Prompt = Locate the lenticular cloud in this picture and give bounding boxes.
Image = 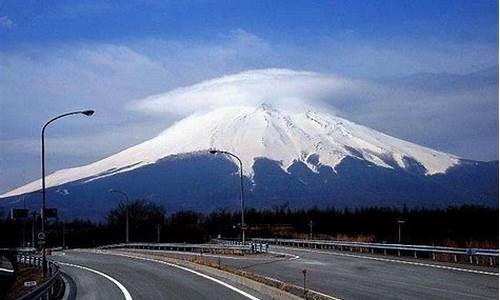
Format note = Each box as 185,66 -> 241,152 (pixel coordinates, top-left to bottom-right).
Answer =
128,68 -> 357,116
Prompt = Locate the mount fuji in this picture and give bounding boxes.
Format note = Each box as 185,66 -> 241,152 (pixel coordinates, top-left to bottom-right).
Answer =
1,104 -> 497,219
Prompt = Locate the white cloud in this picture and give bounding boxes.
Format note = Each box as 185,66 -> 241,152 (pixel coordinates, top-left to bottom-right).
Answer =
0,30 -> 497,192
128,68 -> 360,116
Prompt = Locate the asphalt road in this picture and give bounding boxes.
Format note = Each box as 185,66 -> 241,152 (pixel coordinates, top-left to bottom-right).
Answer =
51,250 -> 274,300
142,246 -> 499,300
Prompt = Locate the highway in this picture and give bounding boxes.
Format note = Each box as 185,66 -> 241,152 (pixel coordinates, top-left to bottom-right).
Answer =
51,250 -> 275,300
126,245 -> 499,300
264,246 -> 498,299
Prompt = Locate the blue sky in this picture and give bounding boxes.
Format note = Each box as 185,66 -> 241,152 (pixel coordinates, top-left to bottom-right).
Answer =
0,0 -> 498,193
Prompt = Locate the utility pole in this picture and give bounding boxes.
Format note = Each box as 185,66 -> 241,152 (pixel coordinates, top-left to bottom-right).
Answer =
109,189 -> 130,243
62,222 -> 66,249
309,220 -> 313,240
126,209 -> 130,243
31,211 -> 37,248
22,196 -> 26,247
156,224 -> 161,243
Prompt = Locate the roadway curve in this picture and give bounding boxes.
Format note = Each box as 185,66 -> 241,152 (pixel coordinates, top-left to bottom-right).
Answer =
266,246 -> 498,299
131,245 -> 499,300
51,250 -> 273,300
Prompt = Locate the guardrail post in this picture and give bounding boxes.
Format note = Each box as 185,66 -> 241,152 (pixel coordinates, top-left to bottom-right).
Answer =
414,251 -> 417,259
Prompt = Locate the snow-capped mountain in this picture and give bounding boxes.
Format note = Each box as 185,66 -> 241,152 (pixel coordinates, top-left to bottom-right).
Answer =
1,104 -> 497,218
2,104 -> 458,197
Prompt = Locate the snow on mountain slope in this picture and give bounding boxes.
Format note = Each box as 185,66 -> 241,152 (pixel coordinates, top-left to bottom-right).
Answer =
1,104 -> 459,198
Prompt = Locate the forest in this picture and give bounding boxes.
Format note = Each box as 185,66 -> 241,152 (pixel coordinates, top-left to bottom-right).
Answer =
0,201 -> 497,249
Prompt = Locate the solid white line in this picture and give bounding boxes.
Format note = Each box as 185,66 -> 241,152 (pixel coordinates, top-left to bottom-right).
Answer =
105,252 -> 261,300
58,262 -> 133,300
61,273 -> 71,300
125,249 -> 273,260
310,289 -> 342,300
276,246 -> 499,276
0,267 -> 14,273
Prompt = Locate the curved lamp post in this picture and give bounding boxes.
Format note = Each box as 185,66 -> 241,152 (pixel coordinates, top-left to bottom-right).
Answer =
41,109 -> 94,276
209,149 -> 246,244
108,189 -> 130,244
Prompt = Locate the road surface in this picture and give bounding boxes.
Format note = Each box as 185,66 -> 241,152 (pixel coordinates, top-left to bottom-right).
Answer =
130,245 -> 499,300
51,250 -> 275,300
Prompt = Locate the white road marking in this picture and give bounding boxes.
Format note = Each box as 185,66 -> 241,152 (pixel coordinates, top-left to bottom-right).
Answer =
58,262 -> 133,300
0,267 -> 14,273
310,289 -> 342,300
276,246 -> 499,276
106,252 -> 262,300
60,273 -> 71,300
106,250 -> 344,300
268,251 -> 300,260
124,249 -> 276,260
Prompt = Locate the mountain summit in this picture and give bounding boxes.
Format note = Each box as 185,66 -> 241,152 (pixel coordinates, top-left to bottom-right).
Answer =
1,104 -> 497,218
3,104 -> 458,197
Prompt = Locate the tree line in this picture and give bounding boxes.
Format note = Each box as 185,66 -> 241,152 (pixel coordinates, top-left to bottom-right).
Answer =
0,201 -> 497,248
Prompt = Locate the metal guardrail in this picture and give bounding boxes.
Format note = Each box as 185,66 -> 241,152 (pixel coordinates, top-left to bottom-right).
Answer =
252,238 -> 499,266
99,242 -> 268,255
211,239 -> 269,253
16,254 -> 63,300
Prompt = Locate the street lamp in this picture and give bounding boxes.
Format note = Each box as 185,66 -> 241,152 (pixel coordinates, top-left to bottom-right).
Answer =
41,109 -> 94,276
209,149 -> 246,244
108,189 -> 130,244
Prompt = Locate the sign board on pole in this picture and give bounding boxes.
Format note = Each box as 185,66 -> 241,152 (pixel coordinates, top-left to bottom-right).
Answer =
11,208 -> 29,219
37,232 -> 46,240
44,208 -> 58,219
24,281 -> 37,287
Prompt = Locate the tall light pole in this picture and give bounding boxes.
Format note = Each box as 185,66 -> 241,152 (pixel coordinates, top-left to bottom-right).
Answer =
41,109 -> 94,276
109,189 -> 130,243
209,149 -> 246,244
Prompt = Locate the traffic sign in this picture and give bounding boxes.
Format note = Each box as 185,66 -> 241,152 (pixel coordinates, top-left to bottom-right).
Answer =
24,281 -> 37,287
38,232 -> 46,240
11,208 -> 29,219
44,208 -> 58,219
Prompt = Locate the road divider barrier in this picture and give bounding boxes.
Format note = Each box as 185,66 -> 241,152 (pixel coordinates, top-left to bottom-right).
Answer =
251,238 -> 498,266
98,242 -> 268,255
16,253 -> 64,300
